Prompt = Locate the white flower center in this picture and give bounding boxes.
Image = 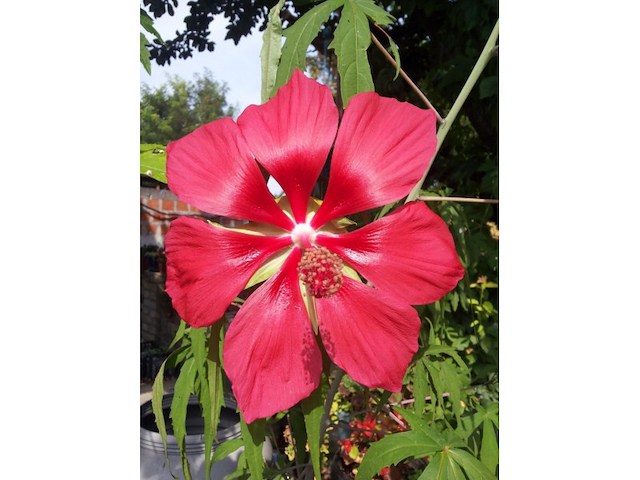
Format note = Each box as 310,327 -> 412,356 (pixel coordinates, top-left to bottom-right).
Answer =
291,223 -> 316,249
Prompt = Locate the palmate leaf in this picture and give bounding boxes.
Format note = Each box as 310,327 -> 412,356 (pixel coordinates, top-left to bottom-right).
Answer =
356,430 -> 444,480
140,143 -> 167,183
329,0 -> 395,106
329,0 -> 373,106
275,0 -> 344,89
417,452 -> 465,480
448,448 -> 496,480
261,0 -> 287,102
351,0 -> 394,26
458,403 -> 499,474
357,408 -> 490,480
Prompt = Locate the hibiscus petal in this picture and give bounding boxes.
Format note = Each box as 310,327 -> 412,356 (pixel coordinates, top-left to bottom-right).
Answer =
223,249 -> 323,423
165,216 -> 292,328
237,70 -> 339,224
317,202 -> 464,305
311,93 -> 437,228
167,117 -> 293,230
316,277 -> 421,391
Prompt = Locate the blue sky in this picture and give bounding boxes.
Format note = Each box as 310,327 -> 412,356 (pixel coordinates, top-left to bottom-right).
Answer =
140,4 -> 263,112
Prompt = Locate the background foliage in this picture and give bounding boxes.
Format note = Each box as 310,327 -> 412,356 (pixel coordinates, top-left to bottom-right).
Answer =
140,68 -> 236,145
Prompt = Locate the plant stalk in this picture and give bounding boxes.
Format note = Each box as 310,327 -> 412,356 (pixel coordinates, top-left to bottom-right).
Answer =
406,19 -> 499,202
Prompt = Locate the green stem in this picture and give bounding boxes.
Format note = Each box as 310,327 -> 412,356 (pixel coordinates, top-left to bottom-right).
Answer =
406,19 -> 499,202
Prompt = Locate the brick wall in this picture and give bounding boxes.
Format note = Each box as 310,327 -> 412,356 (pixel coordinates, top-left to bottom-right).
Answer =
140,186 -> 245,349
140,186 -> 203,247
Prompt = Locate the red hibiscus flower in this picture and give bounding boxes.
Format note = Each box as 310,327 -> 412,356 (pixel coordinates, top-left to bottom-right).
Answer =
164,70 -> 464,423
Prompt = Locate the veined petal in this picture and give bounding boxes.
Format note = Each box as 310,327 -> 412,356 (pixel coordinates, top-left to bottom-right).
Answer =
238,70 -> 339,224
317,202 -> 464,305
165,216 -> 292,328
167,117 -> 293,230
312,93 -> 437,228
223,249 -> 323,423
316,277 -> 420,391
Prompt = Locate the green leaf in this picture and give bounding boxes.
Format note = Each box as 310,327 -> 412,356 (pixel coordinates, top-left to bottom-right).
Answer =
417,451 -> 464,480
375,200 -> 398,220
151,345 -> 189,465
275,0 -> 344,89
196,373 -> 214,479
440,359 -> 463,422
302,384 -> 324,480
386,35 -> 402,79
140,8 -> 163,42
140,9 -> 163,75
240,416 -> 266,480
140,33 -> 152,75
423,451 -> 465,480
167,320 -> 187,350
413,358 -> 428,414
329,0 -> 375,106
448,448 -> 497,480
261,0 -> 287,102
480,417 -> 499,474
207,321 -> 226,439
392,408 -> 446,444
352,0 -> 394,26
212,437 -> 243,464
356,430 -> 442,480
288,409 -> 308,467
189,326 -> 218,478
140,143 -> 167,183
170,357 -> 198,480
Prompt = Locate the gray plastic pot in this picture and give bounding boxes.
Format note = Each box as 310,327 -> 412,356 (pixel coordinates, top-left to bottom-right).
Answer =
140,393 -> 242,480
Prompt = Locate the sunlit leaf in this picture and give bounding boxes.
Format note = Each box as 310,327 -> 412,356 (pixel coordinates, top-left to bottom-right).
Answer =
167,320 -> 187,350
356,430 -> 442,479
352,0 -> 394,26
206,321 -> 226,445
275,0 -> 345,89
261,0 -> 287,102
329,0 -> 374,106
413,358 -> 428,414
480,416 -> 499,474
151,345 -> 189,465
212,437 -> 243,464
170,357 -> 198,480
448,448 -> 496,480
240,416 -> 266,480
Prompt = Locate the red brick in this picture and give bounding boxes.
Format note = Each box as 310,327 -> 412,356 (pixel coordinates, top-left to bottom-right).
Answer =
162,199 -> 175,211
176,201 -> 190,213
146,199 -> 159,209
